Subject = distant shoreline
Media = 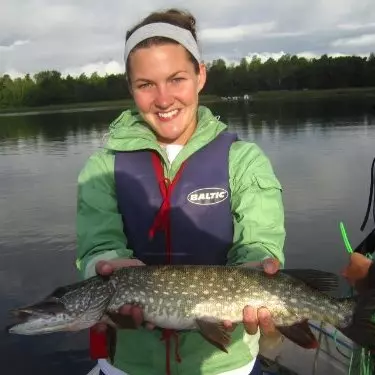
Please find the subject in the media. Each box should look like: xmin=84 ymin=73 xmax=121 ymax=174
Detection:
xmin=1 ymin=87 xmax=375 ymax=116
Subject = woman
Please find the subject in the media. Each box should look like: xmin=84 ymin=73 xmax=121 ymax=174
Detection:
xmin=76 ymin=8 xmax=285 ymax=375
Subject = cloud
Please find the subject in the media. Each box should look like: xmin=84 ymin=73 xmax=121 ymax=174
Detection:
xmin=0 ymin=40 xmax=30 ymax=50
xmin=337 ymin=22 xmax=375 ymax=30
xmin=332 ymin=33 xmax=375 ymax=48
xmin=0 ymin=40 xmax=30 ymax=51
xmin=61 ymin=60 xmax=124 ymax=78
xmin=200 ymin=22 xmax=307 ymax=45
xmin=1 ymin=0 xmax=375 ymax=78
xmin=200 ymin=22 xmax=276 ymax=43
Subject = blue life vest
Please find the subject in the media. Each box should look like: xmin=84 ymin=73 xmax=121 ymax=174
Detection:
xmin=114 ymin=132 xmax=237 ymax=265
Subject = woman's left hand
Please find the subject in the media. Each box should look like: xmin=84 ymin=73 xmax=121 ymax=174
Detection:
xmin=224 ymin=257 xmax=280 ymax=336
xmin=341 ymin=252 xmax=372 ymax=286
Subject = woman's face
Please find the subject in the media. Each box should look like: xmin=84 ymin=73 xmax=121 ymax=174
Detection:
xmin=128 ymin=43 xmax=206 ymax=145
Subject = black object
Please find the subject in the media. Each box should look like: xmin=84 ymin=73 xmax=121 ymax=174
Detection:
xmin=355 ymin=157 xmax=375 ymax=256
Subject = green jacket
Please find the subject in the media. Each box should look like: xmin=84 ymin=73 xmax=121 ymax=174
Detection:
xmin=76 ymin=105 xmax=285 ymax=375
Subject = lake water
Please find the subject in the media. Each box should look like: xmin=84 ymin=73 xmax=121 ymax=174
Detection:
xmin=0 ymin=99 xmax=374 ymax=374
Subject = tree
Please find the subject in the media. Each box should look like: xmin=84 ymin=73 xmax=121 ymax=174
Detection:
xmin=1 ymin=52 xmax=375 ymax=108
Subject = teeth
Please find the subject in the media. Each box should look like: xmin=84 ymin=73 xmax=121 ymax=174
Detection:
xmin=158 ymin=110 xmax=178 ymax=118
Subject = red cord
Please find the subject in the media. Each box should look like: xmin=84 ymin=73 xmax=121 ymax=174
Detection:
xmin=150 ymin=152 xmax=185 ymax=374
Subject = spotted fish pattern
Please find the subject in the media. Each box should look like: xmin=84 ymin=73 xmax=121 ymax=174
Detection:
xmin=106 ymin=265 xmax=354 ymax=330
xmin=12 ymin=264 xmax=375 ymax=353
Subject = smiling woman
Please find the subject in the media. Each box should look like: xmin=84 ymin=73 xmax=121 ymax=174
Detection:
xmin=75 ymin=7 xmax=286 ymax=375
xmin=125 ymin=10 xmax=205 ymax=145
xmin=127 ymin=42 xmax=205 ymax=144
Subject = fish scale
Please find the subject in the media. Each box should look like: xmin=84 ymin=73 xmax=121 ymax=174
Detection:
xmin=105 ymin=265 xmax=353 ymax=329
xmin=9 ymin=264 xmax=375 ymax=354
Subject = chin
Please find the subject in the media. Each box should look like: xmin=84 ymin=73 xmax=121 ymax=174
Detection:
xmin=158 ymin=134 xmax=183 ymax=144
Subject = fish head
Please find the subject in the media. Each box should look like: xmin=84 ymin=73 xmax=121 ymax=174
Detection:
xmin=7 ymin=300 xmax=81 ymax=335
xmin=7 ymin=276 xmax=113 ymax=335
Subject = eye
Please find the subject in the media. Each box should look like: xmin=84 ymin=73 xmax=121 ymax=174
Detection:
xmin=137 ymin=82 xmax=152 ymax=89
xmin=171 ymin=77 xmax=185 ymax=84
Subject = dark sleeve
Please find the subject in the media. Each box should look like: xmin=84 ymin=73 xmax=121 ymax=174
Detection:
xmin=366 ymin=261 xmax=375 ymax=287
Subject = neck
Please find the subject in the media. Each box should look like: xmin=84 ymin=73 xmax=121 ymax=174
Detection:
xmin=157 ymin=120 xmax=197 ymax=146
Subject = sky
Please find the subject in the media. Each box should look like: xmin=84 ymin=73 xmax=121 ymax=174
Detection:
xmin=1 ymin=0 xmax=375 ymax=78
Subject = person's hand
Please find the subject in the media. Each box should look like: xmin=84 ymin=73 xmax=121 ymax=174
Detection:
xmin=341 ymin=253 xmax=372 ymax=288
xmin=93 ymin=258 xmax=155 ymax=331
xmin=224 ymin=258 xmax=281 ymax=338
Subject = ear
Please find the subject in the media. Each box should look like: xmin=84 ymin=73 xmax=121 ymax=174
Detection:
xmin=197 ymin=63 xmax=207 ymax=94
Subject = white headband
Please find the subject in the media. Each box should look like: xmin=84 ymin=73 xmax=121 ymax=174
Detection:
xmin=124 ymin=22 xmax=201 ymax=66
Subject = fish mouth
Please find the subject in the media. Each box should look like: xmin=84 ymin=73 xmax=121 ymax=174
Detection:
xmin=9 ymin=300 xmax=66 ymax=320
xmin=12 ymin=307 xmax=54 ymax=317
xmin=6 ymin=301 xmax=70 ymax=335
xmin=6 ymin=308 xmax=54 ymax=332
xmin=7 ymin=302 xmax=98 ymax=335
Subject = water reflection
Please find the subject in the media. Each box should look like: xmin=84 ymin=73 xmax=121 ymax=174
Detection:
xmin=0 ymin=110 xmax=116 ymax=152
xmin=1 ymin=100 xmax=374 ymax=142
xmin=0 ymin=99 xmax=374 ymax=374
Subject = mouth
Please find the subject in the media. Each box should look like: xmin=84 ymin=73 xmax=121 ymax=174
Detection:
xmin=11 ymin=307 xmax=50 ymax=323
xmin=156 ymin=109 xmax=180 ymax=122
xmin=6 ymin=303 xmax=69 ymax=335
xmin=6 ymin=309 xmax=46 ymax=332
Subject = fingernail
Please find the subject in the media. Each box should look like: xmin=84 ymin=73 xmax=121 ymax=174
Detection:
xmin=104 ymin=264 xmax=112 ymax=271
xmin=96 ymin=323 xmax=107 ymax=333
xmin=264 ymin=263 xmax=274 ymax=273
xmin=120 ymin=305 xmax=131 ymax=315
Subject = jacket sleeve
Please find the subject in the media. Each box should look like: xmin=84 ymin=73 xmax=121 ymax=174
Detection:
xmin=76 ymin=151 xmax=134 ymax=279
xmin=227 ymin=141 xmax=286 ymax=267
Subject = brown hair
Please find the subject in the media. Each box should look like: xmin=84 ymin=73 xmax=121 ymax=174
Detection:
xmin=125 ymin=8 xmax=200 ymax=77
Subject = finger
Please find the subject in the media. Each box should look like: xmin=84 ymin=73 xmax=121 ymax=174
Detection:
xmin=145 ymin=322 xmax=155 ymax=330
xmin=119 ymin=305 xmax=133 ymax=315
xmin=92 ymin=322 xmax=107 ymax=333
xmin=223 ymin=320 xmax=236 ymax=332
xmin=341 ymin=268 xmax=348 ymax=278
xmin=238 ymin=261 xmax=262 ymax=268
xmin=112 ymin=259 xmax=145 ymax=270
xmin=119 ymin=305 xmax=144 ymax=327
xmin=95 ymin=261 xmax=114 ymax=276
xmin=257 ymin=307 xmax=276 ymax=336
xmin=131 ymin=306 xmax=144 ymax=327
xmin=262 ymin=258 xmax=280 ymax=275
xmin=131 ymin=259 xmax=146 ymax=267
xmin=341 ymin=268 xmax=355 ymax=284
xmin=243 ymin=306 xmax=258 ymax=335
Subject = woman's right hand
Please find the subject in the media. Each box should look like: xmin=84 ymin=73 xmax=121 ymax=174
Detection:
xmin=93 ymin=258 xmax=155 ymax=331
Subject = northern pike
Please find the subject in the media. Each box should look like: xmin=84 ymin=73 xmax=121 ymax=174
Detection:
xmin=7 ymin=265 xmax=375 ymax=354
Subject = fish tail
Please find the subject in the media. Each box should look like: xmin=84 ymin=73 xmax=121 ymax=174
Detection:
xmin=338 ymin=289 xmax=375 ymax=350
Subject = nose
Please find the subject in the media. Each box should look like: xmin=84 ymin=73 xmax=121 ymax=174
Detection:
xmin=154 ymin=85 xmax=174 ymax=109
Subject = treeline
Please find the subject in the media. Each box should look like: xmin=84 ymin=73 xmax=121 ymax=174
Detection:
xmin=1 ymin=53 xmax=375 ymax=108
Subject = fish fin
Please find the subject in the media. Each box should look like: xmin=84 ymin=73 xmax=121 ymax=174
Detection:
xmin=276 ymin=320 xmax=319 ymax=349
xmin=106 ymin=325 xmax=117 ymax=364
xmin=195 ymin=318 xmax=231 ymax=353
xmin=280 ymin=269 xmax=338 ymax=291
xmin=338 ymin=289 xmax=375 ymax=350
xmin=104 ymin=312 xmax=138 ymax=330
